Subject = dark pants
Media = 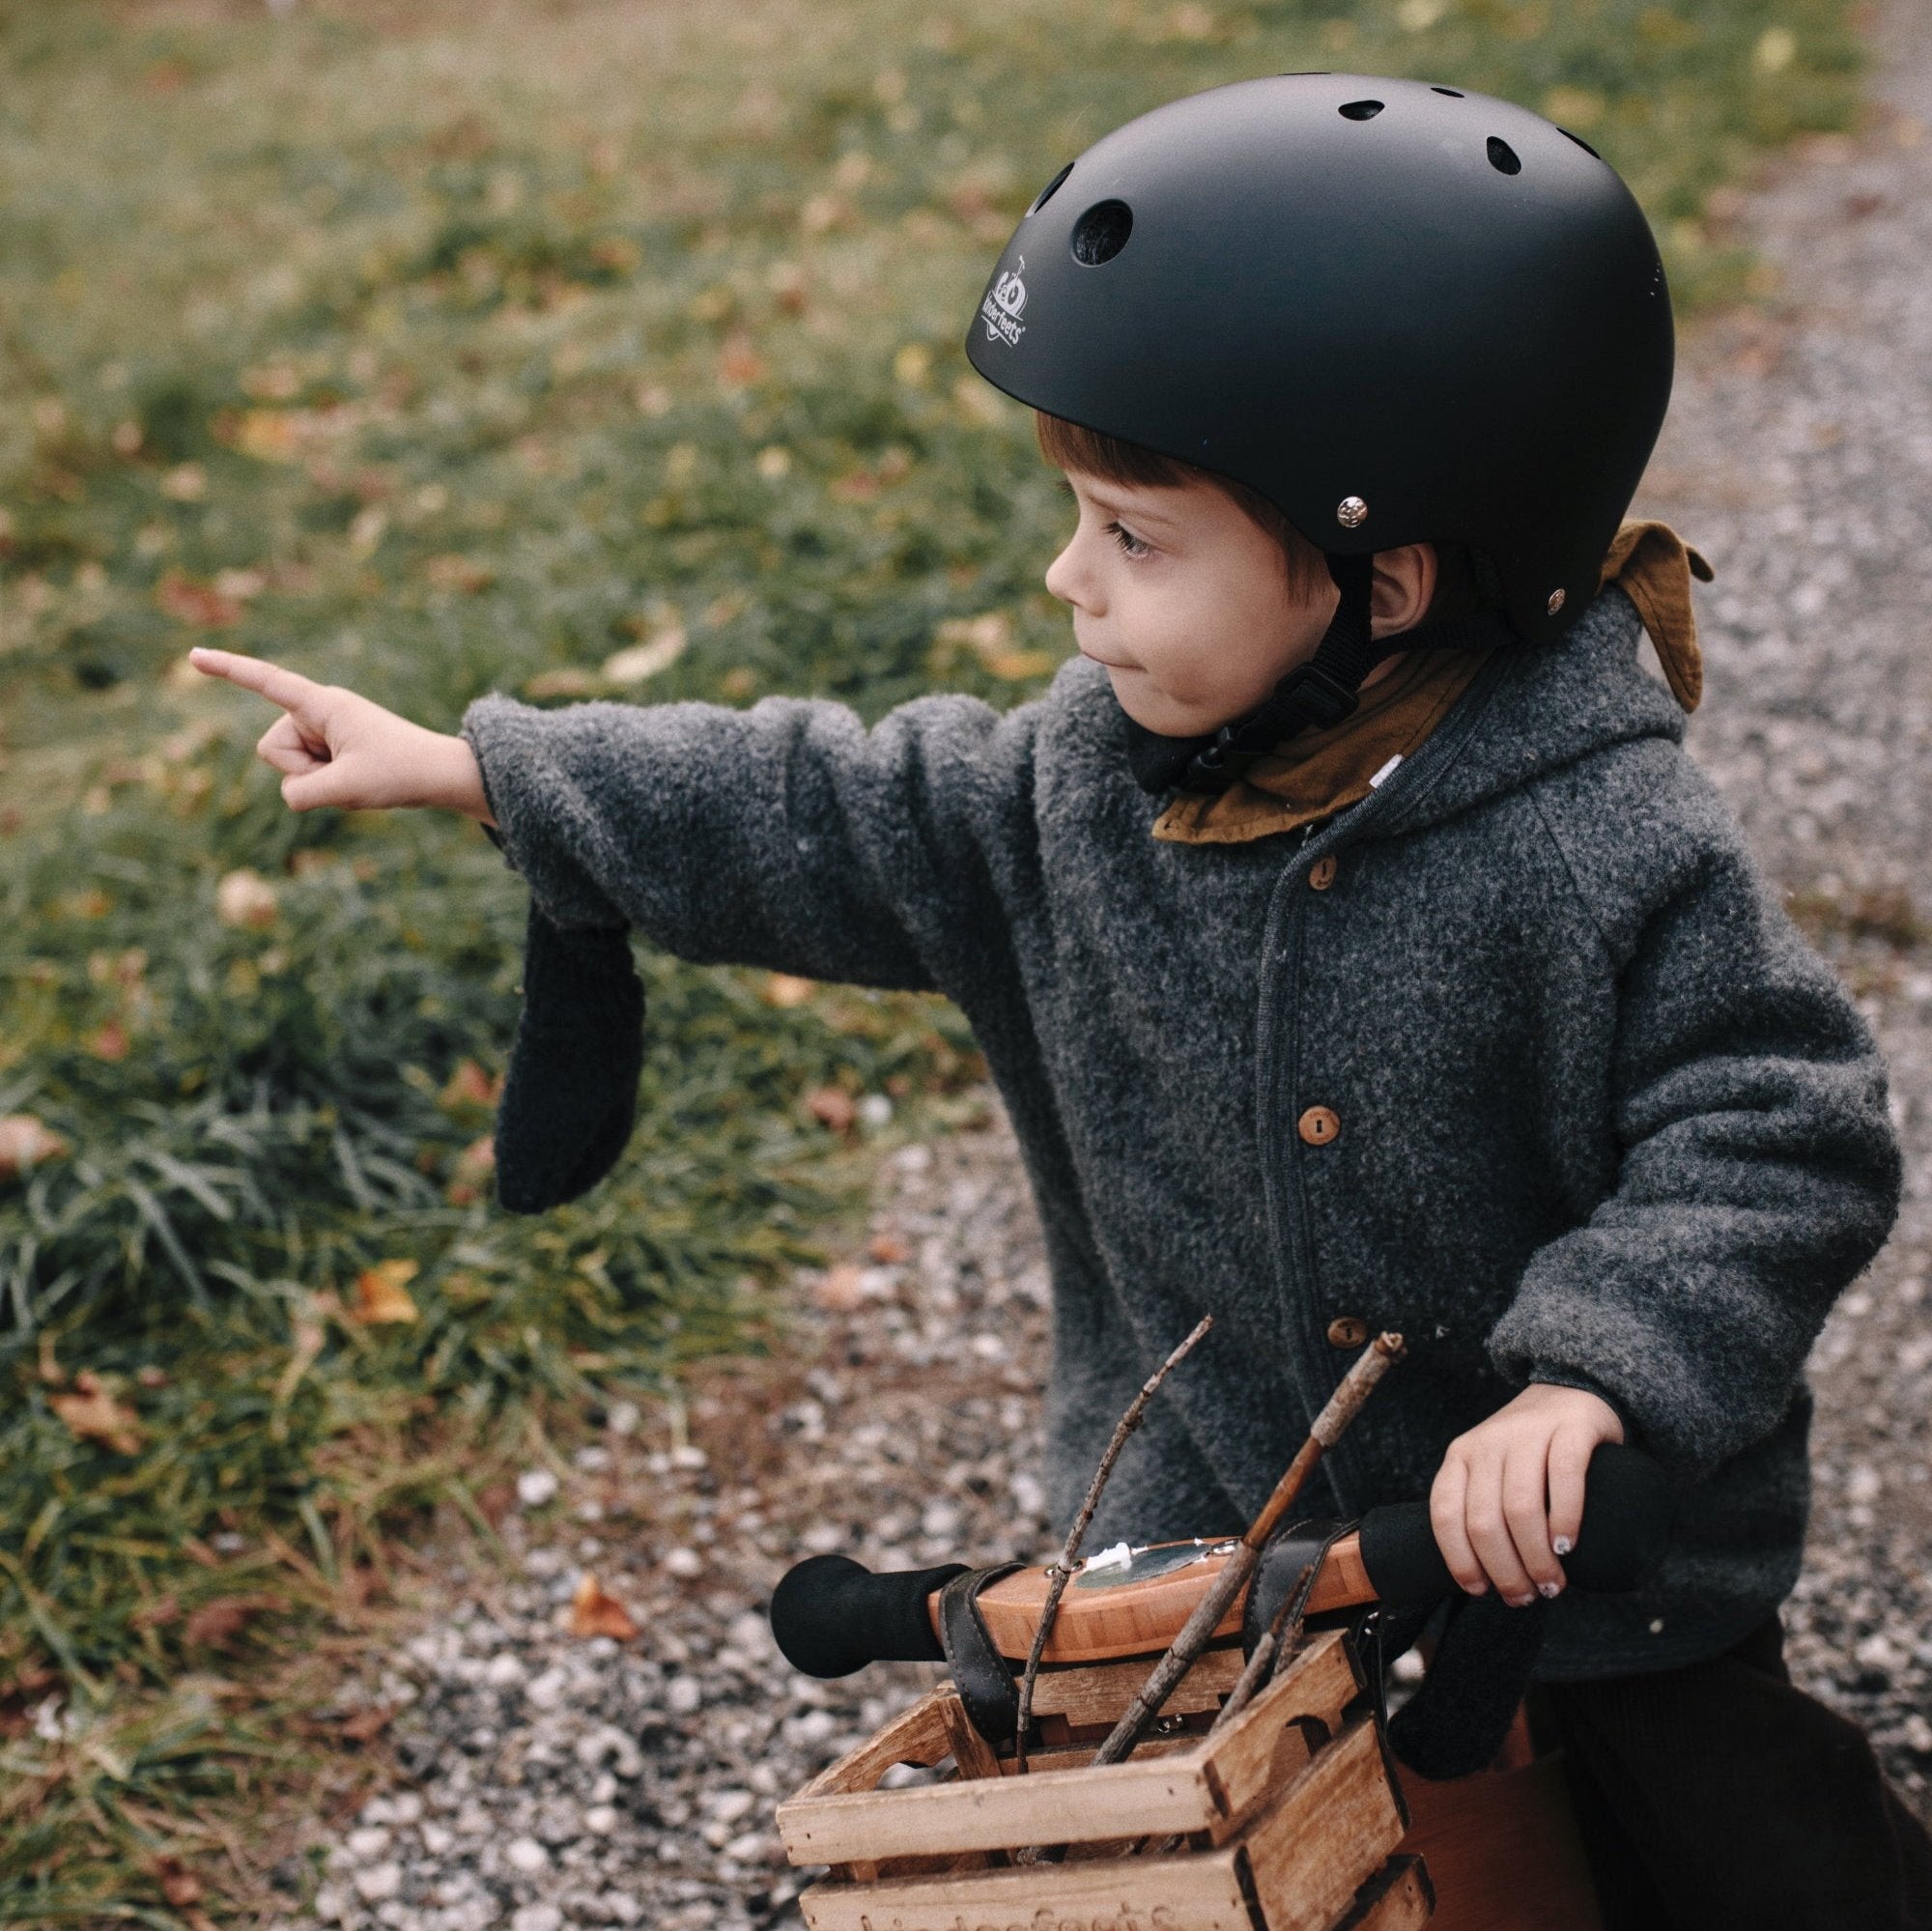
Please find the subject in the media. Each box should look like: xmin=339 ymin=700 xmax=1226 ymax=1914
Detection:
xmin=1536 ymin=1616 xmax=1932 ymax=1931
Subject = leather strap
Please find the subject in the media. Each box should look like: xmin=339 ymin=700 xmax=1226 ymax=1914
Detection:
xmin=1241 ymin=1516 xmax=1359 ymax=1658
xmin=937 ymin=1562 xmax=1026 ymax=1746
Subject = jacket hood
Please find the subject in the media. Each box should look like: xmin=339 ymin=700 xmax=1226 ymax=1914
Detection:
xmin=1306 ymin=582 xmax=1687 ymax=844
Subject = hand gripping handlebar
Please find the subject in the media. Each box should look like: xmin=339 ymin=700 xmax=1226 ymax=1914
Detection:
xmin=771 ymin=1440 xmax=1673 ymax=1679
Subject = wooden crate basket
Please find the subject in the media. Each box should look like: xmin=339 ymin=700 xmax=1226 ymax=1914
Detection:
xmin=777 ymin=1628 xmax=1435 ymax=1931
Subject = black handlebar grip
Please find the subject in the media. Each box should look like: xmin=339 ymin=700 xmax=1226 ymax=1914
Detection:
xmin=1356 ymin=1440 xmax=1675 ymax=1612
xmin=769 ymin=1554 xmax=966 ymax=1678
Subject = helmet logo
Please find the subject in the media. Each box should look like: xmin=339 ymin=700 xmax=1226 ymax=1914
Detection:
xmin=982 ymin=257 xmax=1028 ymax=347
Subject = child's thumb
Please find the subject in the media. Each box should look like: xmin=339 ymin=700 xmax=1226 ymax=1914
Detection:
xmin=281 ymin=766 xmax=356 ymax=813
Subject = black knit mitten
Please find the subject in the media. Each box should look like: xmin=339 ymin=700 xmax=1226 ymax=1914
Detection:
xmin=492 ymin=905 xmax=645 ymax=1214
xmin=1384 ymin=1589 xmax=1548 ymax=1781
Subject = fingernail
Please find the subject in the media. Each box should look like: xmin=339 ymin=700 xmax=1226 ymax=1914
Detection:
xmin=1466 ymin=1580 xmax=1489 ymax=1596
xmin=1552 ymin=1536 xmax=1573 ymax=1555
xmin=1539 ymin=1581 xmax=1561 ymax=1599
xmin=1508 ymin=1593 xmax=1536 ymax=1608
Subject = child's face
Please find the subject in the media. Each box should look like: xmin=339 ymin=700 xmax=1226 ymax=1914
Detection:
xmin=1044 ymin=469 xmax=1432 ymax=738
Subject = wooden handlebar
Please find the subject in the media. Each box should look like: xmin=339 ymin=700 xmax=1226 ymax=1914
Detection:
xmin=923 ymin=1532 xmax=1376 ymax=1663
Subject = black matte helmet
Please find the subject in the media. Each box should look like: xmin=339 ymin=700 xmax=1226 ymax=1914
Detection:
xmin=964 ymin=73 xmax=1675 ymax=788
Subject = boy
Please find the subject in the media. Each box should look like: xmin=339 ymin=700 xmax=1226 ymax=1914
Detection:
xmin=194 ymin=74 xmax=1927 ymax=1927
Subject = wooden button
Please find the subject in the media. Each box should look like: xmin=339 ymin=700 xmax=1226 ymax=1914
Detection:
xmin=1326 ymin=1316 xmax=1369 ymax=1349
xmin=1297 ymin=1105 xmax=1341 ymax=1146
xmin=1308 ymin=855 xmax=1338 ymax=891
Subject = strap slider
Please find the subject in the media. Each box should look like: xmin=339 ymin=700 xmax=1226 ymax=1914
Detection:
xmin=1276 ymin=661 xmax=1360 ymax=730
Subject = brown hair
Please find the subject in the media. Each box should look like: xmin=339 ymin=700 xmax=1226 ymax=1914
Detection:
xmin=1035 ymin=411 xmax=1482 ymax=623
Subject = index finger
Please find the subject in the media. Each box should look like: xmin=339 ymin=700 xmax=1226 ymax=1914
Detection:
xmin=187 ymin=647 xmax=324 ymax=715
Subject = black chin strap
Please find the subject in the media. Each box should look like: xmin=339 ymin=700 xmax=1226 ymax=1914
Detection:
xmin=1121 ymin=552 xmax=1516 ymax=797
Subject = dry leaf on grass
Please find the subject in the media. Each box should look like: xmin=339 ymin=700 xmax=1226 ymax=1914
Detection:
xmin=0 ymin=1115 xmax=70 ymax=1181
xmin=183 ymin=1597 xmax=260 ymax=1650
xmin=811 ymin=1264 xmax=867 ymax=1313
xmin=352 ymin=1259 xmax=420 ymax=1324
xmin=338 ymin=1704 xmax=395 ymax=1744
xmin=804 ymin=1086 xmax=856 ymax=1133
xmin=762 ymin=972 xmax=816 ymax=1008
xmin=568 ymin=1574 xmax=639 ymax=1641
xmin=153 ymin=1855 xmax=204 ymax=1907
xmin=50 ymin=1384 xmax=143 ymax=1455
xmin=439 ymin=1058 xmax=500 ymax=1111
xmin=215 ymin=867 xmax=280 ymax=930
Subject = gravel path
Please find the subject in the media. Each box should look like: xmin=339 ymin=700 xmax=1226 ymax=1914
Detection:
xmin=292 ymin=23 xmax=1932 ymax=1926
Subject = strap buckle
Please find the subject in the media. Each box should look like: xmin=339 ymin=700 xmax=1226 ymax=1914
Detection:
xmin=1275 ymin=661 xmax=1361 ymax=731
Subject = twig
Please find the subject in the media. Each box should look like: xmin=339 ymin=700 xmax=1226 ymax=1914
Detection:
xmin=1012 ymin=1314 xmax=1213 ymax=1774
xmin=1090 ymin=1332 xmax=1405 ymax=1772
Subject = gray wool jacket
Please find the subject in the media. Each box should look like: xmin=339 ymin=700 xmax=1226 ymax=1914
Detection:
xmin=465 ymin=585 xmax=1901 ymax=1681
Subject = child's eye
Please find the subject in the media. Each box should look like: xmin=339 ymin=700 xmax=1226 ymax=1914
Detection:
xmin=1107 ymin=521 xmax=1152 ymax=558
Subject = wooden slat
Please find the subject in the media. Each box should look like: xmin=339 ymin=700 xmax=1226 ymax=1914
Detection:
xmin=791 ymin=1687 xmax=957 ymax=1803
xmin=1199 ymin=1630 xmax=1361 ymax=1839
xmin=1334 ymin=1856 xmax=1435 ymax=1931
xmin=1029 ymin=1641 xmax=1245 ymax=1727
xmin=780 ymin=1746 xmax=1219 ymax=1863
xmin=1240 ymin=1717 xmax=1407 ymax=1931
xmin=779 ymin=1629 xmax=1367 ymax=1869
xmin=1395 ymin=1751 xmax=1604 ymax=1931
xmin=798 ymin=1842 xmax=1262 ymax=1931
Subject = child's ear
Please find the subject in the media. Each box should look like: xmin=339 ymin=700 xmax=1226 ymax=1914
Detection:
xmin=1369 ymin=543 xmax=1438 ymax=638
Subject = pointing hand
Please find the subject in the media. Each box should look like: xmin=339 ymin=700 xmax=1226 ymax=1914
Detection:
xmin=188 ymin=648 xmax=493 ymax=823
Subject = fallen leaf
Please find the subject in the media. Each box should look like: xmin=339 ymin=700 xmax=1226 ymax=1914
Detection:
xmin=51 ymin=1386 xmax=143 ymax=1455
xmin=812 ymin=1264 xmax=867 ymax=1313
xmin=984 ymin=649 xmax=1058 ymax=680
xmin=153 ymin=1856 xmax=203 ymax=1908
xmin=423 ymin=554 xmax=497 ymax=594
xmin=762 ymin=973 xmax=815 ymax=1008
xmin=156 ymin=572 xmax=245 ymax=629
xmin=352 ymin=1259 xmax=420 ymax=1325
xmin=338 ymin=1704 xmax=394 ymax=1744
xmin=0 ymin=1115 xmax=71 ymax=1181
xmin=805 ymin=1086 xmax=857 ymax=1133
xmin=439 ymin=1059 xmax=500 ymax=1110
xmin=183 ymin=1597 xmax=258 ymax=1650
xmin=215 ymin=868 xmax=279 ymax=930
xmin=867 ymin=1233 xmax=911 ymax=1264
xmin=568 ymin=1573 xmax=639 ymax=1641
xmin=86 ymin=1020 xmax=130 ymax=1062
xmin=601 ymin=627 xmax=687 ymax=685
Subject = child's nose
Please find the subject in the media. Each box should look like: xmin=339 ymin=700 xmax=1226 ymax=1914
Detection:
xmin=1043 ymin=539 xmax=1094 ymax=611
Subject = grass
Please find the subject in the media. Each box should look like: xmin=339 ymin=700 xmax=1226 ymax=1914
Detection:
xmin=0 ymin=0 xmax=1865 ymax=1917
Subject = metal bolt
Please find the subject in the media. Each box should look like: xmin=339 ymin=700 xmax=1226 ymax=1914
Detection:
xmin=1547 ymin=587 xmax=1566 ymax=614
xmin=1336 ymin=496 xmax=1368 ymax=528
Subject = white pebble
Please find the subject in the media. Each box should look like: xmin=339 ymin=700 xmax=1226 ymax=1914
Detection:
xmin=607 ymin=1400 xmax=642 ymax=1436
xmin=709 ymin=1788 xmax=757 ymax=1826
xmin=516 ymin=1468 xmax=560 ymax=1509
xmin=724 ymin=1830 xmax=771 ymax=1863
xmin=512 ymin=1907 xmax=563 ymax=1931
xmin=345 ymin=1826 xmax=392 ymax=1860
xmin=420 ymin=1821 xmax=453 ymax=1855
xmin=859 ymin=1093 xmax=894 ymax=1127
xmin=484 ymin=1653 xmax=527 ymax=1689
xmin=667 ymin=1676 xmax=703 ymax=1716
xmin=525 ymin=1666 xmax=568 ymax=1710
xmin=353 ymin=1861 xmax=403 ymax=1904
xmin=662 ymin=1547 xmax=703 ymax=1579
xmin=584 ymin=1803 xmax=620 ymax=1835
xmin=503 ymin=1835 xmax=551 ymax=1874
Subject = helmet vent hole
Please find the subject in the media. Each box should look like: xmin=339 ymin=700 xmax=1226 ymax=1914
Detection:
xmin=1070 ymin=199 xmax=1134 ymax=266
xmin=1432 ymin=86 xmax=1464 ymax=98
xmin=1029 ymin=161 xmax=1073 ymax=215
xmin=1338 ymin=99 xmax=1384 ymax=121
xmin=1487 ymin=136 xmax=1522 ymax=176
xmin=1558 ymin=127 xmax=1601 ymax=158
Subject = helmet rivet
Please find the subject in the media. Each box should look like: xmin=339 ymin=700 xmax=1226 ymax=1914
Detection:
xmin=1336 ymin=496 xmax=1368 ymax=529
xmin=1547 ymin=587 xmax=1567 ymax=615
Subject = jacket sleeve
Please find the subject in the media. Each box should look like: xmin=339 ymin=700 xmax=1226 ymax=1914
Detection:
xmin=1488 ymin=818 xmax=1902 ymax=1478
xmin=461 ymin=687 xmax=1041 ymax=994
